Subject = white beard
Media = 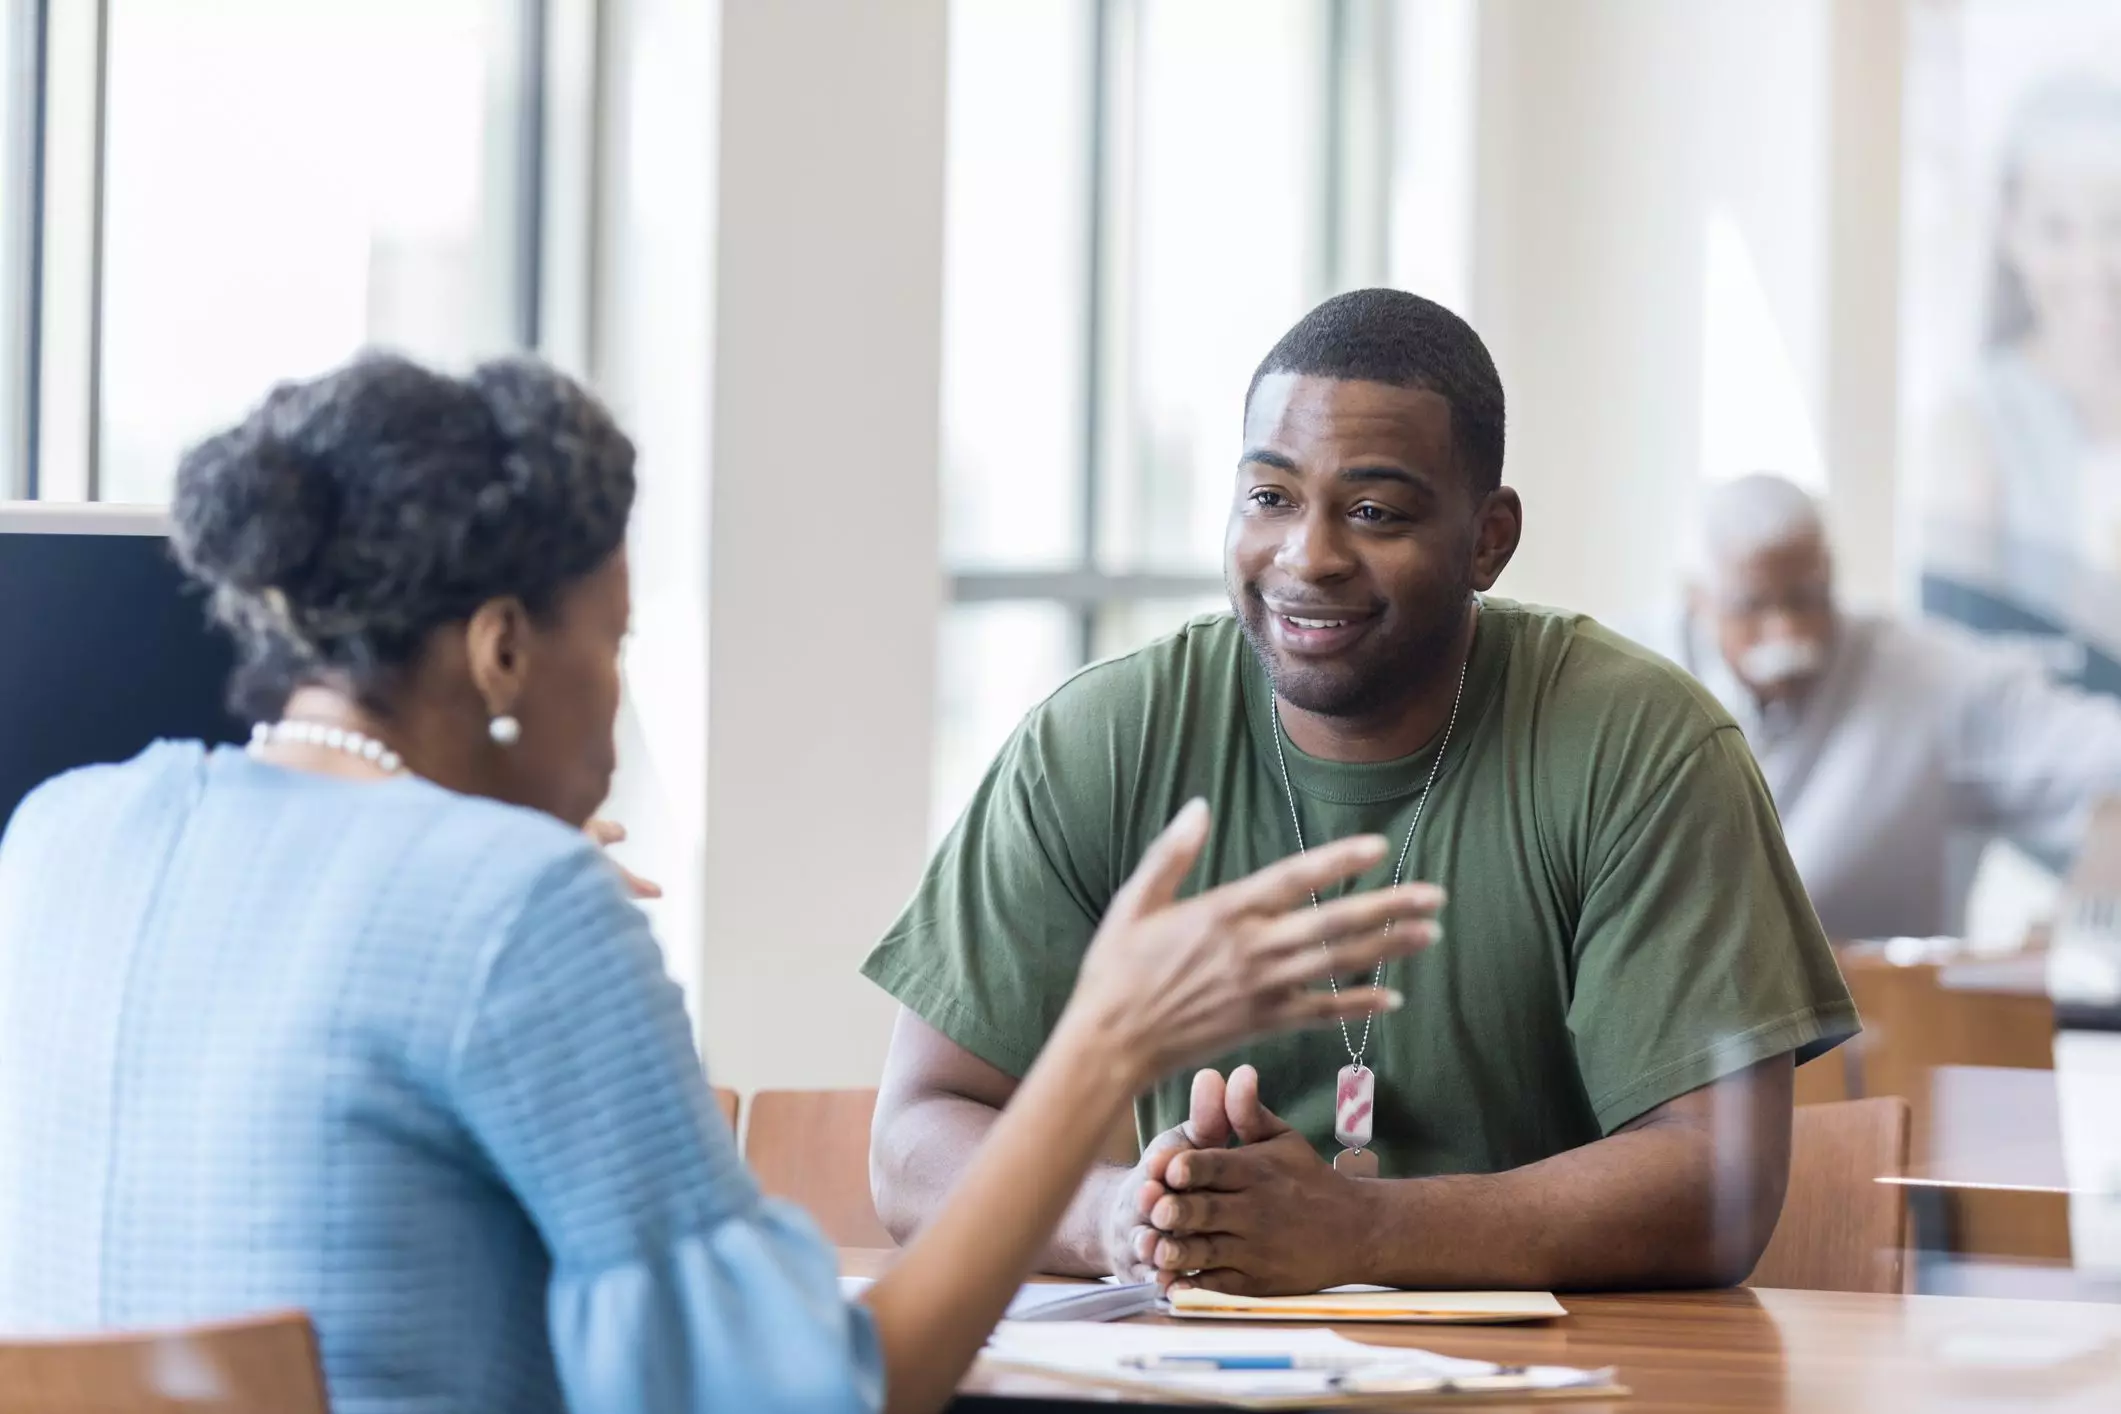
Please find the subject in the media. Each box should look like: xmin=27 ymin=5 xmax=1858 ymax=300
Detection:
xmin=1737 ymin=636 xmax=1826 ymax=688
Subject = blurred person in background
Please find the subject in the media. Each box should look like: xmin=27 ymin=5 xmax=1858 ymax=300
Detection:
xmin=0 ymin=354 xmax=1443 ymax=1414
xmin=1651 ymin=472 xmax=2121 ymax=942
xmin=1923 ymin=74 xmax=2121 ymax=692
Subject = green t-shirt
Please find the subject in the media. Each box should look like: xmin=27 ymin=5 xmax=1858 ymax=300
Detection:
xmin=864 ymin=599 xmax=1857 ymax=1177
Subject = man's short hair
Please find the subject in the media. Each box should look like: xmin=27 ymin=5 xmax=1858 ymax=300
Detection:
xmin=1688 ymin=473 xmax=1828 ymax=584
xmin=1247 ymin=288 xmax=1506 ymax=494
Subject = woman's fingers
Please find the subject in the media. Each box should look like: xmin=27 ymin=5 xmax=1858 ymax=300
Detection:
xmin=613 ymin=863 xmax=665 ymax=900
xmin=1250 ymin=883 xmax=1443 ymax=957
xmin=1252 ymin=922 xmax=1437 ymax=996
xmin=1268 ymin=985 xmax=1406 ymax=1029
xmin=1214 ymin=834 xmax=1389 ymax=916
xmin=583 ymin=818 xmax=663 ymax=899
xmin=1107 ymin=799 xmax=1213 ymax=922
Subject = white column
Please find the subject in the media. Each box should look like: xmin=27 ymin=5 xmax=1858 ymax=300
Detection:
xmin=596 ymin=0 xmax=946 ymax=1092
xmin=1466 ymin=0 xmax=1835 ymax=622
xmin=1822 ymin=0 xmax=1907 ymax=612
xmin=701 ymin=0 xmax=946 ymax=1092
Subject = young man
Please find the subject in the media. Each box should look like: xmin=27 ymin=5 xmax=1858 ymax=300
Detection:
xmin=865 ymin=290 xmax=1856 ymax=1295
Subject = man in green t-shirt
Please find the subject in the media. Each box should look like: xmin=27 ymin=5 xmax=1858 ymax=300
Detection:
xmin=864 ymin=289 xmax=1857 ymax=1294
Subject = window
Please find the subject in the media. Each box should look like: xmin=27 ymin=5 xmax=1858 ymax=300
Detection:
xmin=0 ymin=0 xmax=34 ymax=494
xmin=5 ymin=0 xmax=554 ymax=504
xmin=933 ymin=0 xmax=1390 ymax=837
xmin=1099 ymin=0 xmax=1330 ymax=576
xmin=96 ymin=0 xmax=537 ymax=504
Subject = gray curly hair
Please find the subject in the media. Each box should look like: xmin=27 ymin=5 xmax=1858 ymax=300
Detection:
xmin=170 ymin=352 xmax=637 ymax=719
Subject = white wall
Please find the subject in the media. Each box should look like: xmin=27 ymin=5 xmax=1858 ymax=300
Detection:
xmin=598 ymin=0 xmax=948 ymax=1094
xmin=1463 ymin=0 xmax=1902 ymax=622
xmin=698 ymin=0 xmax=946 ymax=1092
xmin=1822 ymin=0 xmax=1907 ymax=611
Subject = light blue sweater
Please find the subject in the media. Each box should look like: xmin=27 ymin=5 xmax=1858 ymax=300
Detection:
xmin=0 ymin=743 xmax=880 ymax=1413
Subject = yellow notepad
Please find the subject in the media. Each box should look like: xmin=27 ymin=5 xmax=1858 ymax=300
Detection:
xmin=1169 ymin=1287 xmax=1567 ymax=1323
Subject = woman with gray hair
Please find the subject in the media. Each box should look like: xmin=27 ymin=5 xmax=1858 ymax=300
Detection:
xmin=0 ymin=354 xmax=1440 ymax=1413
xmin=1923 ymin=73 xmax=2121 ymax=690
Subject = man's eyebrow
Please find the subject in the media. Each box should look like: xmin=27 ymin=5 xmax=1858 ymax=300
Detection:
xmin=1238 ymin=448 xmax=1300 ymax=473
xmin=1237 ymin=453 xmax=1435 ymax=494
xmin=1339 ymin=464 xmax=1425 ymax=490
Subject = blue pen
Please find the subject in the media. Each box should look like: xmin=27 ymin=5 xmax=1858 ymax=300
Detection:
xmin=1121 ymin=1354 xmax=1369 ymax=1371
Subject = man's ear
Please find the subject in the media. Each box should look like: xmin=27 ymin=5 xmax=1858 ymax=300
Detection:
xmin=464 ymin=596 xmax=534 ymax=723
xmin=1471 ymin=488 xmax=1522 ymax=593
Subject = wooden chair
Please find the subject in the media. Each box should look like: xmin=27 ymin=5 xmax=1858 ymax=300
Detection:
xmin=1791 ymin=1044 xmax=1851 ymax=1107
xmin=745 ymin=1088 xmax=895 ymax=1248
xmin=0 ymin=1311 xmax=329 ymax=1413
xmin=1839 ymin=953 xmax=2054 ymax=1148
xmin=714 ymin=1087 xmax=741 ymax=1133
xmin=1837 ymin=951 xmax=2065 ymax=1262
xmin=1747 ymin=1097 xmax=1912 ymax=1294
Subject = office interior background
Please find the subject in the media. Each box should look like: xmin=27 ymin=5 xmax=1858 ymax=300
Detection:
xmin=1 ymin=0 xmax=2116 ymax=1204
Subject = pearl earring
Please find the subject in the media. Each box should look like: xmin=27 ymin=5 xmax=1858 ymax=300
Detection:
xmin=488 ymin=714 xmax=522 ymax=747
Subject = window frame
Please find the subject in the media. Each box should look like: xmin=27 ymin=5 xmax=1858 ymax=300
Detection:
xmin=941 ymin=0 xmax=1397 ymax=667
xmin=1 ymin=0 xmax=597 ymax=505
xmin=0 ymin=0 xmax=44 ymax=499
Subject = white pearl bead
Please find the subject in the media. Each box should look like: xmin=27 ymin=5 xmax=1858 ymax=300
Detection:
xmin=252 ymin=719 xmax=406 ymax=777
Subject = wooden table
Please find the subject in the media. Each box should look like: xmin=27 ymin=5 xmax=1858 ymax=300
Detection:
xmin=840 ymin=1249 xmax=2121 ymax=1411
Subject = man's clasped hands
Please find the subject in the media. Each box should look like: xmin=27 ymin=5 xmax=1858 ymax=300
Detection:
xmin=1101 ymin=1064 xmax=1377 ymax=1297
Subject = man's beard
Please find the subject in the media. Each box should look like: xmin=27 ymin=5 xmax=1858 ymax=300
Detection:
xmin=1234 ymin=584 xmax=1472 ymax=722
xmin=1737 ymin=636 xmax=1826 ymax=689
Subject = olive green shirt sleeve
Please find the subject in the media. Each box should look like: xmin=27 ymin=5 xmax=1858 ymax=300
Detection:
xmin=1566 ymin=725 xmax=1859 ymax=1133
xmin=860 ymin=709 xmax=1112 ymax=1079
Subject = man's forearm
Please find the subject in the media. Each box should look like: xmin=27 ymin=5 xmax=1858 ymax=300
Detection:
xmin=872 ymin=1090 xmax=1127 ymax=1276
xmin=1359 ymin=1125 xmax=1775 ymax=1290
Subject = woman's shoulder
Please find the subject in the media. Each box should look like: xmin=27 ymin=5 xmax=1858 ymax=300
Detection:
xmin=327 ymin=770 xmax=624 ymax=934
xmin=2 ymin=740 xmax=214 ymax=856
xmin=11 ymin=741 xmax=619 ymax=935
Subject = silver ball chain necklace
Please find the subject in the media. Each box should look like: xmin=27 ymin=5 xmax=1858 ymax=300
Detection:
xmin=1268 ymin=632 xmax=1469 ymax=1179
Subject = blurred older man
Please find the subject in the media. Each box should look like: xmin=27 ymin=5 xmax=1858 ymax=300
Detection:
xmin=1647 ymin=473 xmax=2121 ymax=941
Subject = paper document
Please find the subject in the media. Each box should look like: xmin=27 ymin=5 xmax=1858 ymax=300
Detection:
xmin=1169 ymin=1286 xmax=1567 ymax=1323
xmin=981 ymin=1321 xmax=1616 ymax=1408
xmin=1002 ymin=1281 xmax=1160 ymax=1322
xmin=836 ymin=1274 xmax=1159 ymax=1323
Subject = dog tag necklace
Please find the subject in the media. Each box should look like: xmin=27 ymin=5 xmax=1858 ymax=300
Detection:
xmin=1269 ymin=650 xmax=1467 ymax=1180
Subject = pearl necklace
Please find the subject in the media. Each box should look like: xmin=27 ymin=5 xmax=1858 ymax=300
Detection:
xmin=248 ymin=719 xmax=407 ymax=775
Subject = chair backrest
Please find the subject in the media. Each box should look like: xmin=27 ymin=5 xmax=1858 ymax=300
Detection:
xmin=1790 ymin=1045 xmax=1851 ymax=1107
xmin=714 ymin=1087 xmax=740 ymax=1133
xmin=1839 ymin=954 xmax=2053 ymax=1152
xmin=745 ymin=1088 xmax=895 ymax=1247
xmin=1747 ymin=1097 xmax=1912 ymax=1294
xmin=0 ymin=1311 xmax=329 ymax=1414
